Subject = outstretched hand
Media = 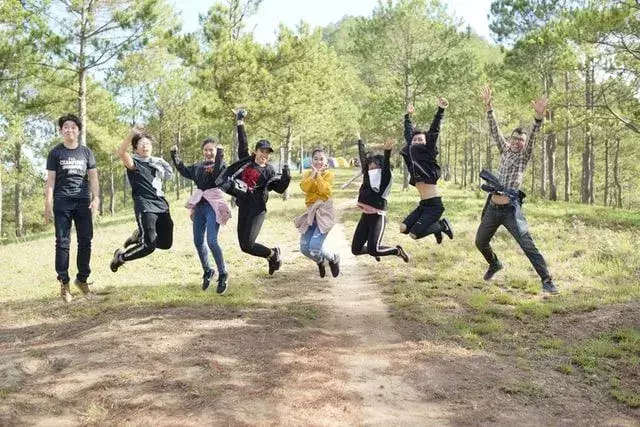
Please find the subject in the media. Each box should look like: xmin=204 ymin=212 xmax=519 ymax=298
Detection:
xmin=382 ymin=138 xmax=397 ymax=151
xmin=437 ymin=97 xmax=449 ymax=109
xmin=532 ymin=96 xmax=548 ymax=119
xmin=170 ymin=145 xmax=178 ymax=154
xmin=481 ymin=85 xmax=493 ymax=111
xmin=233 ymin=108 xmax=247 ymax=121
xmin=406 ymin=104 xmax=415 ymax=115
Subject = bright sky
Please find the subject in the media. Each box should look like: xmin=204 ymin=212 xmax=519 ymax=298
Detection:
xmin=171 ymin=0 xmax=494 ymax=43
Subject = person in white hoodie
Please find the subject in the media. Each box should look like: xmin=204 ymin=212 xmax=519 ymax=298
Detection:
xmin=110 ymin=127 xmax=174 ymax=273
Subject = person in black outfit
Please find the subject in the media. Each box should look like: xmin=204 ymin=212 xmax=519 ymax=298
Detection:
xmin=171 ymin=139 xmax=231 ymax=293
xmin=351 ymin=137 xmax=409 ymax=262
xmin=110 ymin=127 xmax=174 ymax=272
xmin=216 ymin=109 xmax=290 ymax=275
xmin=45 ymin=114 xmax=100 ymax=302
xmin=399 ymin=99 xmax=454 ymax=243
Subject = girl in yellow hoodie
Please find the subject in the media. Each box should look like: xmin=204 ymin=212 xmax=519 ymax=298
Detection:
xmin=294 ymin=148 xmax=340 ymax=278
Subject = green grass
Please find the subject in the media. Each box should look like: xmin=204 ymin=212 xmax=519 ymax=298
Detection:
xmin=334 ymin=169 xmax=640 ymax=408
xmin=2 ymin=168 xmax=640 ymax=409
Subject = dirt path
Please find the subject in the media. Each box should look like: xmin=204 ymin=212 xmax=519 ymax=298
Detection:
xmin=271 ymin=220 xmax=452 ymax=425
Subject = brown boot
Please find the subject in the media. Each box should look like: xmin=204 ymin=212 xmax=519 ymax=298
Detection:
xmin=60 ymin=281 xmax=73 ymax=303
xmin=74 ymin=279 xmax=91 ymax=297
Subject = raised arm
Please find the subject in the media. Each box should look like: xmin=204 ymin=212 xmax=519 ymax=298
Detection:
xmin=482 ymin=85 xmax=507 ymax=154
xmin=427 ymin=97 xmax=448 ymax=144
xmin=235 ymin=109 xmax=249 ymax=160
xmin=404 ymin=105 xmax=415 ymax=145
xmin=381 ymin=138 xmax=395 ymax=186
xmin=170 ymin=145 xmax=195 ymax=180
xmin=524 ymin=96 xmax=547 ymax=161
xmin=357 ymin=136 xmax=370 ymax=186
xmin=213 ymin=146 xmax=226 ymax=178
xmin=117 ymin=128 xmax=137 ymax=170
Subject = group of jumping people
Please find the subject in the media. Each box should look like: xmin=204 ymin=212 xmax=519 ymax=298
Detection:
xmin=45 ymin=86 xmax=559 ymax=303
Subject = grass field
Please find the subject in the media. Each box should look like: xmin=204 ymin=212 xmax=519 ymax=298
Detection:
xmin=1 ymin=168 xmax=639 ymax=424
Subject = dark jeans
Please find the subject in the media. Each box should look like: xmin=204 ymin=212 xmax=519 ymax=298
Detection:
xmin=122 ymin=211 xmax=174 ymax=262
xmin=475 ymin=202 xmax=551 ymax=282
xmin=237 ymin=207 xmax=271 ymax=258
xmin=54 ymin=200 xmax=93 ymax=284
xmin=402 ymin=197 xmax=446 ymax=239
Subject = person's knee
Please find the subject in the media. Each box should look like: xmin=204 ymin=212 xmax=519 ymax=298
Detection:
xmin=239 ymin=240 xmax=254 ymax=253
xmin=77 ymin=237 xmax=91 ymax=249
xmin=475 ymin=234 xmax=488 ymax=250
xmin=56 ymin=236 xmax=71 ymax=249
xmin=399 ymin=223 xmax=408 ymax=233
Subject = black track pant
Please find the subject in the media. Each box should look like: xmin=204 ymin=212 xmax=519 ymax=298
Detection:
xmin=237 ymin=207 xmax=271 ymax=258
xmin=122 ymin=211 xmax=174 ymax=262
xmin=351 ymin=213 xmax=398 ymax=257
xmin=401 ymin=197 xmax=446 ymax=239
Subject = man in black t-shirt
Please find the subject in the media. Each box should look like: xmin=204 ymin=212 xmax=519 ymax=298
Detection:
xmin=45 ymin=114 xmax=100 ymax=303
xmin=110 ymin=127 xmax=174 ymax=272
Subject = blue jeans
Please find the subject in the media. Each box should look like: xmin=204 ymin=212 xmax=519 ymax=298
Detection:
xmin=300 ymin=221 xmax=334 ymax=264
xmin=193 ymin=202 xmax=226 ymax=275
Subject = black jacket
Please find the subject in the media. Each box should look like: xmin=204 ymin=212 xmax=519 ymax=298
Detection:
xmin=215 ymin=123 xmax=290 ymax=212
xmin=400 ymin=107 xmax=444 ymax=186
xmin=171 ymin=147 xmax=226 ymax=191
xmin=356 ymin=139 xmax=392 ymax=211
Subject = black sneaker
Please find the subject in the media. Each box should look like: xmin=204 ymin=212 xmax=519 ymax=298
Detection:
xmin=110 ymin=248 xmax=125 ymax=272
xmin=483 ymin=261 xmax=503 ymax=281
xmin=434 ymin=232 xmax=443 ymax=244
xmin=268 ymin=247 xmax=282 ymax=275
xmin=396 ymin=245 xmax=409 ymax=263
xmin=329 ymin=255 xmax=340 ymax=278
xmin=202 ymin=269 xmax=215 ymax=291
xmin=440 ymin=218 xmax=453 ymax=240
xmin=317 ymin=261 xmax=326 ymax=278
xmin=123 ymin=229 xmax=140 ymax=248
xmin=542 ymin=279 xmax=559 ymax=296
xmin=216 ymin=273 xmax=229 ymax=295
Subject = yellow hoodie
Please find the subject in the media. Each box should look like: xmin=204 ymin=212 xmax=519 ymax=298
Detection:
xmin=300 ymin=170 xmax=334 ymax=206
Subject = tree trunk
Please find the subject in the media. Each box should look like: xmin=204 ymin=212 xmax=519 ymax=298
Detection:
xmin=282 ymin=118 xmax=292 ymax=200
xmin=445 ymin=135 xmax=451 ymax=181
xmin=469 ymin=133 xmax=475 ymax=185
xmin=604 ymin=139 xmax=609 ymax=206
xmin=463 ymin=136 xmax=468 ymax=187
xmin=540 ymin=135 xmax=547 ymax=198
xmin=77 ymin=4 xmax=87 ymax=145
xmin=581 ymin=58 xmax=595 ymax=205
xmin=564 ymin=72 xmax=571 ymax=202
xmin=109 ymin=155 xmax=115 ymax=215
xmin=453 ymin=134 xmax=458 ymax=184
xmin=14 ymin=143 xmax=23 ymax=237
xmin=613 ymin=138 xmax=622 ymax=208
xmin=99 ymin=176 xmax=104 ymax=216
xmin=548 ymin=132 xmax=557 ymax=201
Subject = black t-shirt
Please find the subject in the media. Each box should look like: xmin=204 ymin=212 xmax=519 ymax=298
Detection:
xmin=46 ymin=143 xmax=96 ymax=204
xmin=127 ymin=158 xmax=170 ymax=214
xmin=237 ymin=162 xmax=277 ymax=210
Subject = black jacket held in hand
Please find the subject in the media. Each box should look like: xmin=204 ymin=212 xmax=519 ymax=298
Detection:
xmin=171 ymin=147 xmax=226 ymax=190
xmin=356 ymin=139 xmax=392 ymax=211
xmin=400 ymin=107 xmax=444 ymax=186
xmin=215 ymin=123 xmax=290 ymax=212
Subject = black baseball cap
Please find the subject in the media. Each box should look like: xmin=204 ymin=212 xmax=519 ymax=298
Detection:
xmin=254 ymin=139 xmax=274 ymax=153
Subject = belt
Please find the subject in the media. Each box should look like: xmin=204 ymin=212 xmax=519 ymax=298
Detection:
xmin=489 ymin=200 xmax=511 ymax=209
